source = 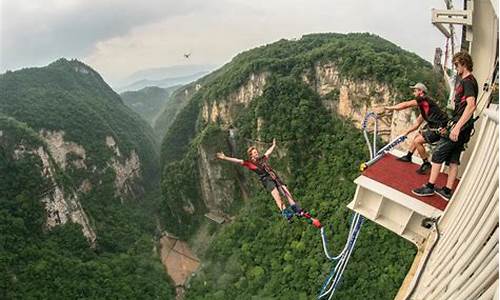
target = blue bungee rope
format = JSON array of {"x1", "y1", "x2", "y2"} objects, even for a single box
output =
[{"x1": 316, "y1": 112, "x2": 379, "y2": 300}]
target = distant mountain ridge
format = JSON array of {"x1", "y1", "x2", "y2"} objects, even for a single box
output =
[
  {"x1": 120, "y1": 85, "x2": 180, "y2": 136},
  {"x1": 118, "y1": 71, "x2": 208, "y2": 92},
  {"x1": 115, "y1": 64, "x2": 217, "y2": 92}
]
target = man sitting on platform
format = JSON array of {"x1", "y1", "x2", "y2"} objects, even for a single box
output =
[{"x1": 385, "y1": 83, "x2": 449, "y2": 174}]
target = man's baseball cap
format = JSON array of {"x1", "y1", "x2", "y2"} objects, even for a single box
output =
[{"x1": 409, "y1": 82, "x2": 428, "y2": 93}]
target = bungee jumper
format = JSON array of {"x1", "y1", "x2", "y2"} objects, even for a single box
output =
[{"x1": 216, "y1": 138, "x2": 321, "y2": 228}]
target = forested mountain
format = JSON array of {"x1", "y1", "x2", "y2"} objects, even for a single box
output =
[
  {"x1": 0, "y1": 59, "x2": 173, "y2": 299},
  {"x1": 157, "y1": 33, "x2": 446, "y2": 299}
]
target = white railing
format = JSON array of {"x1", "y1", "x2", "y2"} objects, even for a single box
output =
[{"x1": 406, "y1": 106, "x2": 499, "y2": 300}]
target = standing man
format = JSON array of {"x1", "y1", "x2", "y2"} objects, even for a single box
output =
[
  {"x1": 412, "y1": 51, "x2": 478, "y2": 200},
  {"x1": 385, "y1": 83, "x2": 449, "y2": 174}
]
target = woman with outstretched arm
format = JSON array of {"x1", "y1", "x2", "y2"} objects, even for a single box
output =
[{"x1": 216, "y1": 138, "x2": 301, "y2": 220}]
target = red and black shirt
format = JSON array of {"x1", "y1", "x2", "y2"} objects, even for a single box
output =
[
  {"x1": 453, "y1": 74, "x2": 478, "y2": 123},
  {"x1": 241, "y1": 155, "x2": 282, "y2": 184},
  {"x1": 415, "y1": 95, "x2": 448, "y2": 128}
]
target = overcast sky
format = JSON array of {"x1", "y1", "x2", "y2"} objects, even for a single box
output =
[{"x1": 1, "y1": 0, "x2": 457, "y2": 85}]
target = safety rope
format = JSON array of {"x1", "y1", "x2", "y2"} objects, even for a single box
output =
[
  {"x1": 361, "y1": 112, "x2": 378, "y2": 159},
  {"x1": 320, "y1": 218, "x2": 364, "y2": 300},
  {"x1": 316, "y1": 112, "x2": 385, "y2": 299},
  {"x1": 318, "y1": 208, "x2": 364, "y2": 300}
]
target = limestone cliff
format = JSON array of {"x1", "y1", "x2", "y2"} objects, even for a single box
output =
[
  {"x1": 8, "y1": 128, "x2": 147, "y2": 246},
  {"x1": 12, "y1": 140, "x2": 97, "y2": 245},
  {"x1": 201, "y1": 73, "x2": 268, "y2": 124},
  {"x1": 200, "y1": 64, "x2": 417, "y2": 143},
  {"x1": 196, "y1": 141, "x2": 243, "y2": 216},
  {"x1": 309, "y1": 62, "x2": 421, "y2": 148},
  {"x1": 306, "y1": 62, "x2": 416, "y2": 141},
  {"x1": 106, "y1": 135, "x2": 143, "y2": 199},
  {"x1": 189, "y1": 73, "x2": 269, "y2": 216}
]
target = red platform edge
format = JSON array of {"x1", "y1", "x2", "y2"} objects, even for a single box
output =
[{"x1": 362, "y1": 154, "x2": 457, "y2": 211}]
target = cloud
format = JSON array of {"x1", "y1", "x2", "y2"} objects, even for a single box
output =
[
  {"x1": 1, "y1": 0, "x2": 207, "y2": 71},
  {"x1": 85, "y1": 0, "x2": 447, "y2": 84},
  {"x1": 1, "y1": 0, "x2": 450, "y2": 85},
  {"x1": 84, "y1": 2, "x2": 273, "y2": 83}
]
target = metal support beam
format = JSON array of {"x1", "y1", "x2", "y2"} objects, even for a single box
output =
[{"x1": 432, "y1": 8, "x2": 473, "y2": 38}]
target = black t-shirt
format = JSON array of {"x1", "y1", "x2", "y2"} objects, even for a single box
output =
[
  {"x1": 416, "y1": 95, "x2": 448, "y2": 128},
  {"x1": 453, "y1": 74, "x2": 478, "y2": 122}
]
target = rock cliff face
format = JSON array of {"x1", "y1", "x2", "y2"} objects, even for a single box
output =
[
  {"x1": 389, "y1": 109, "x2": 417, "y2": 149},
  {"x1": 40, "y1": 130, "x2": 87, "y2": 170},
  {"x1": 158, "y1": 73, "x2": 269, "y2": 230},
  {"x1": 106, "y1": 135, "x2": 143, "y2": 199},
  {"x1": 8, "y1": 129, "x2": 146, "y2": 245},
  {"x1": 201, "y1": 73, "x2": 268, "y2": 124},
  {"x1": 197, "y1": 143, "x2": 234, "y2": 213},
  {"x1": 305, "y1": 62, "x2": 414, "y2": 141},
  {"x1": 201, "y1": 64, "x2": 416, "y2": 144},
  {"x1": 12, "y1": 140, "x2": 97, "y2": 245},
  {"x1": 186, "y1": 74, "x2": 269, "y2": 218},
  {"x1": 307, "y1": 62, "x2": 420, "y2": 148}
]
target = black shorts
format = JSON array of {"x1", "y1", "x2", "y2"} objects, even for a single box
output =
[
  {"x1": 260, "y1": 177, "x2": 285, "y2": 192},
  {"x1": 261, "y1": 177, "x2": 278, "y2": 192},
  {"x1": 420, "y1": 126, "x2": 442, "y2": 144},
  {"x1": 431, "y1": 127, "x2": 473, "y2": 165}
]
